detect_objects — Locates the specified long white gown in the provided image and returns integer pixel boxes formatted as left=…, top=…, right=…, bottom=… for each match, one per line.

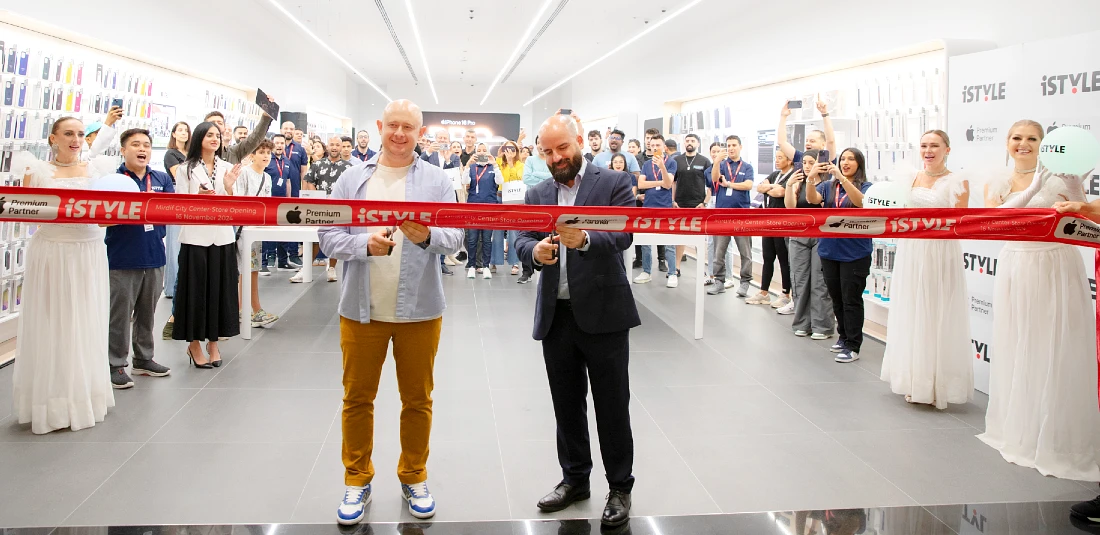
left=977, top=174, right=1100, bottom=481
left=11, top=153, right=115, bottom=434
left=881, top=173, right=973, bottom=409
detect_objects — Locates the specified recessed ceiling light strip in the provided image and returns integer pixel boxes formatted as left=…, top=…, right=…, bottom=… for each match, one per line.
left=480, top=0, right=558, bottom=105
left=499, top=0, right=569, bottom=86
left=264, top=0, right=391, bottom=101
left=403, top=0, right=439, bottom=104
left=524, top=0, right=705, bottom=106
left=374, top=0, right=419, bottom=83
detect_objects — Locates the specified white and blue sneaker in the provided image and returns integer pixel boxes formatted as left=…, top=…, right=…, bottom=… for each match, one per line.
left=401, top=481, right=437, bottom=519
left=830, top=342, right=846, bottom=353
left=835, top=350, right=860, bottom=363
left=336, top=485, right=372, bottom=526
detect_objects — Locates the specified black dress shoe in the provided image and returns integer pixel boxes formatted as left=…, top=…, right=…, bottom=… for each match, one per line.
left=537, top=482, right=590, bottom=512
left=601, top=490, right=631, bottom=528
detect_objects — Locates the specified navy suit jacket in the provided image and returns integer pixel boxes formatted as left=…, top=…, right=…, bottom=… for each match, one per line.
left=516, top=164, right=641, bottom=340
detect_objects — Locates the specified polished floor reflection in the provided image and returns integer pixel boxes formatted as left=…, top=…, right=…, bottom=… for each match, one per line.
left=4, top=502, right=1099, bottom=534
left=0, top=262, right=1097, bottom=529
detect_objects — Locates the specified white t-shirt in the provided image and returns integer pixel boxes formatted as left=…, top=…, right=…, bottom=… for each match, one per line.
left=366, top=164, right=409, bottom=322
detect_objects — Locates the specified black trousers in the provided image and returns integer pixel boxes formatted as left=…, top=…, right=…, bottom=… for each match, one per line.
left=820, top=255, right=871, bottom=353
left=542, top=300, right=635, bottom=492
left=761, top=237, right=792, bottom=294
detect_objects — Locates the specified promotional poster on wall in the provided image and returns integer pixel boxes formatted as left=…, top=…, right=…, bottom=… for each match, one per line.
left=422, top=112, right=520, bottom=147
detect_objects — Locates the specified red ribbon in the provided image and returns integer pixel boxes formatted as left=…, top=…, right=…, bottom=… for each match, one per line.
left=4, top=186, right=1100, bottom=248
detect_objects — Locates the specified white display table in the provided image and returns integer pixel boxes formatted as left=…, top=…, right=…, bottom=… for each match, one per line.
left=238, top=226, right=320, bottom=339
left=624, top=233, right=707, bottom=339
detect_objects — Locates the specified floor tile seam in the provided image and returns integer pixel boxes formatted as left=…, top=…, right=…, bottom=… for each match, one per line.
left=629, top=388, right=724, bottom=514
left=470, top=283, right=515, bottom=520
left=920, top=505, right=963, bottom=535
left=290, top=404, right=342, bottom=520
left=819, top=429, right=922, bottom=507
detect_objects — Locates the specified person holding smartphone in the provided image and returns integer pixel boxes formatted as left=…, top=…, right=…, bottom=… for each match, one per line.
left=81, top=105, right=124, bottom=161
left=784, top=150, right=836, bottom=341
left=633, top=134, right=678, bottom=286
left=464, top=143, right=499, bottom=279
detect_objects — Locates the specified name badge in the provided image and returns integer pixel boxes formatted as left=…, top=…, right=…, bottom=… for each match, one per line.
left=278, top=178, right=285, bottom=187
left=144, top=224, right=155, bottom=232
left=656, top=186, right=662, bottom=190
left=725, top=187, right=733, bottom=196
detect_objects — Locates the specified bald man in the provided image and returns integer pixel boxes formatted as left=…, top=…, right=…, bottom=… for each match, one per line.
left=515, top=112, right=640, bottom=528
left=320, top=99, right=464, bottom=526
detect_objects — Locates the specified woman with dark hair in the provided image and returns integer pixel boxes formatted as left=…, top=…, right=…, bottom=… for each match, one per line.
left=881, top=130, right=973, bottom=409
left=11, top=116, right=118, bottom=433
left=161, top=121, right=191, bottom=304
left=310, top=139, right=326, bottom=165
left=804, top=147, right=873, bottom=363
left=784, top=150, right=835, bottom=340
left=749, top=150, right=795, bottom=308
left=172, top=122, right=243, bottom=367
left=977, top=119, right=1100, bottom=480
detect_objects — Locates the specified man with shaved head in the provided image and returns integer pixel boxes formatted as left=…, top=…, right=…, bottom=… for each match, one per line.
left=320, top=99, right=464, bottom=526
left=516, top=111, right=640, bottom=528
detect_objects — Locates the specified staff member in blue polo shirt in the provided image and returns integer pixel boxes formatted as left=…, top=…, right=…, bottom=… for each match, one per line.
left=803, top=147, right=873, bottom=364
left=106, top=128, right=175, bottom=389
left=632, top=134, right=677, bottom=287
left=264, top=133, right=302, bottom=270
left=708, top=135, right=756, bottom=296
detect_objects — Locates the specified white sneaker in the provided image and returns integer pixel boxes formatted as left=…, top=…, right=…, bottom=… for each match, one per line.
left=633, top=272, right=652, bottom=284
left=337, top=485, right=372, bottom=526
left=401, top=481, right=436, bottom=519
left=746, top=293, right=771, bottom=305
left=482, top=268, right=493, bottom=279
left=666, top=274, right=679, bottom=288
left=289, top=270, right=304, bottom=283
left=793, top=330, right=809, bottom=337
left=326, top=267, right=338, bottom=282
left=445, top=255, right=457, bottom=266
left=776, top=301, right=795, bottom=315
left=811, top=332, right=832, bottom=340
left=723, top=279, right=735, bottom=289
left=771, top=296, right=791, bottom=309
left=467, top=268, right=477, bottom=279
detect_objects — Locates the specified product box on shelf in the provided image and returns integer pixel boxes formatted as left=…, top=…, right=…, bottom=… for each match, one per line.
left=14, top=240, right=25, bottom=274
left=14, top=275, right=24, bottom=312
left=1, top=279, right=12, bottom=316
left=0, top=243, right=10, bottom=278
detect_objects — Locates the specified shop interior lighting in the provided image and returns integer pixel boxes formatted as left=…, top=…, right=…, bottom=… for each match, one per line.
left=481, top=0, right=556, bottom=105
left=403, top=0, right=439, bottom=104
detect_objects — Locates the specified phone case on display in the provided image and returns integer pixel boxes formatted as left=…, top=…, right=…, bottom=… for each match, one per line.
left=41, top=114, right=51, bottom=139
left=146, top=80, right=152, bottom=96
left=126, top=75, right=132, bottom=93
left=40, top=85, right=50, bottom=110
left=64, top=89, right=73, bottom=112
left=64, top=60, right=72, bottom=84
left=17, top=113, right=26, bottom=139
left=873, top=272, right=882, bottom=298
left=5, top=46, right=16, bottom=74
left=14, top=275, right=24, bottom=311
left=74, top=90, right=82, bottom=112
left=110, top=70, right=116, bottom=89
left=15, top=241, right=26, bottom=270
left=1, top=244, right=10, bottom=278
left=54, top=57, right=62, bottom=82
left=94, top=64, right=102, bottom=84
left=3, top=112, right=12, bottom=139
left=17, top=81, right=26, bottom=108
left=93, top=93, right=101, bottom=113
left=75, top=62, right=83, bottom=85
left=0, top=42, right=5, bottom=73
left=1, top=280, right=11, bottom=316
left=17, top=50, right=28, bottom=76
left=3, top=79, right=12, bottom=107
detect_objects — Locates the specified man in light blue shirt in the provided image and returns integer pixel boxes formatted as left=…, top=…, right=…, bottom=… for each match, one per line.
left=590, top=129, right=641, bottom=175
left=320, top=99, right=463, bottom=526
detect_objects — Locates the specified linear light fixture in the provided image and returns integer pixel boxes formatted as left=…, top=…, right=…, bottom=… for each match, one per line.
left=264, top=0, right=391, bottom=102
left=480, top=0, right=556, bottom=105
left=404, top=0, right=439, bottom=105
left=523, top=0, right=705, bottom=107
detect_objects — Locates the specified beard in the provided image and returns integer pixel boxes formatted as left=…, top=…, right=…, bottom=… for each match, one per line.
left=550, top=152, right=584, bottom=185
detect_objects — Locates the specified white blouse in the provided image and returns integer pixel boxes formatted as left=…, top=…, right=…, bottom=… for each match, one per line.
left=174, top=157, right=237, bottom=247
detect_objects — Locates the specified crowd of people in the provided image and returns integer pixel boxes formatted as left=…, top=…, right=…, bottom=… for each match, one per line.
left=6, top=93, right=1100, bottom=528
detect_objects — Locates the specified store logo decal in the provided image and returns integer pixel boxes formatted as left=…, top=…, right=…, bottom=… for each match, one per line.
left=970, top=295, right=993, bottom=316
left=819, top=216, right=886, bottom=235
left=963, top=504, right=988, bottom=531
left=963, top=252, right=997, bottom=276
left=1041, top=71, right=1100, bottom=96
left=965, top=125, right=999, bottom=142
left=972, top=340, right=990, bottom=363
left=961, top=82, right=1007, bottom=103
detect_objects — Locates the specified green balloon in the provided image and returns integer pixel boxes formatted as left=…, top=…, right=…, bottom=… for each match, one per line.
left=1039, top=126, right=1100, bottom=176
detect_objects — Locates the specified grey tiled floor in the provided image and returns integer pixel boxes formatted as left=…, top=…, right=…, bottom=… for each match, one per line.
left=0, top=261, right=1096, bottom=528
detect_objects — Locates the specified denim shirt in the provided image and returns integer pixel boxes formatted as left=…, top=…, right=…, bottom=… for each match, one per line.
left=319, top=154, right=464, bottom=323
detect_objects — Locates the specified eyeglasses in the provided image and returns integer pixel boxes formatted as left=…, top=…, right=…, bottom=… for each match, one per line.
left=609, top=135, right=623, bottom=141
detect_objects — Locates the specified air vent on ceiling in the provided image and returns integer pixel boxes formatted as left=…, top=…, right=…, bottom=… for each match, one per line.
left=499, top=0, right=569, bottom=84
left=374, top=0, right=418, bottom=82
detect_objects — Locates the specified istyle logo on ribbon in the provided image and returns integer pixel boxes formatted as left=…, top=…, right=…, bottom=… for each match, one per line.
left=280, top=204, right=353, bottom=225
left=0, top=194, right=61, bottom=220
left=1054, top=216, right=1100, bottom=243
left=1041, top=71, right=1100, bottom=96
left=819, top=216, right=886, bottom=235
left=961, top=82, right=1007, bottom=103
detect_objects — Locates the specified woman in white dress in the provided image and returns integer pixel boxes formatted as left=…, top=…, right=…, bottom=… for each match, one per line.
left=11, top=117, right=116, bottom=434
left=977, top=119, right=1100, bottom=480
left=881, top=130, right=973, bottom=409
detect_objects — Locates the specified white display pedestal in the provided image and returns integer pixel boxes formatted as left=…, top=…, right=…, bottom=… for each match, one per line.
left=625, top=233, right=707, bottom=340
left=238, top=226, right=320, bottom=339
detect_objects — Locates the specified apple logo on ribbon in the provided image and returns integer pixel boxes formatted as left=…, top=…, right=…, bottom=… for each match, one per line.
left=286, top=206, right=302, bottom=224
left=1064, top=220, right=1078, bottom=236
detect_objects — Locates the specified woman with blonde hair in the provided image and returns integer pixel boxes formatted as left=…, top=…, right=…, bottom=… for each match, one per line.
left=977, top=119, right=1100, bottom=480
left=881, top=130, right=973, bottom=409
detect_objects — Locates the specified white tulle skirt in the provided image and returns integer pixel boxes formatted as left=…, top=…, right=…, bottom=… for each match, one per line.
left=881, top=239, right=973, bottom=409
left=12, top=226, right=114, bottom=434
left=978, top=242, right=1100, bottom=481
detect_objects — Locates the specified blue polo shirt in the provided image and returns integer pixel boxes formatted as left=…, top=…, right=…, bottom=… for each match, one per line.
left=816, top=178, right=873, bottom=262
left=105, top=164, right=174, bottom=270
left=266, top=154, right=301, bottom=198
left=714, top=158, right=755, bottom=209
left=351, top=147, right=376, bottom=162
left=467, top=164, right=500, bottom=204
left=591, top=149, right=641, bottom=173
left=282, top=141, right=308, bottom=196
left=640, top=156, right=677, bottom=208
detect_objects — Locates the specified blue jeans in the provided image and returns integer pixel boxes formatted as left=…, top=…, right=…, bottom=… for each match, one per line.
left=491, top=229, right=507, bottom=266
left=641, top=245, right=676, bottom=274
left=465, top=230, right=493, bottom=269
left=505, top=230, right=520, bottom=265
